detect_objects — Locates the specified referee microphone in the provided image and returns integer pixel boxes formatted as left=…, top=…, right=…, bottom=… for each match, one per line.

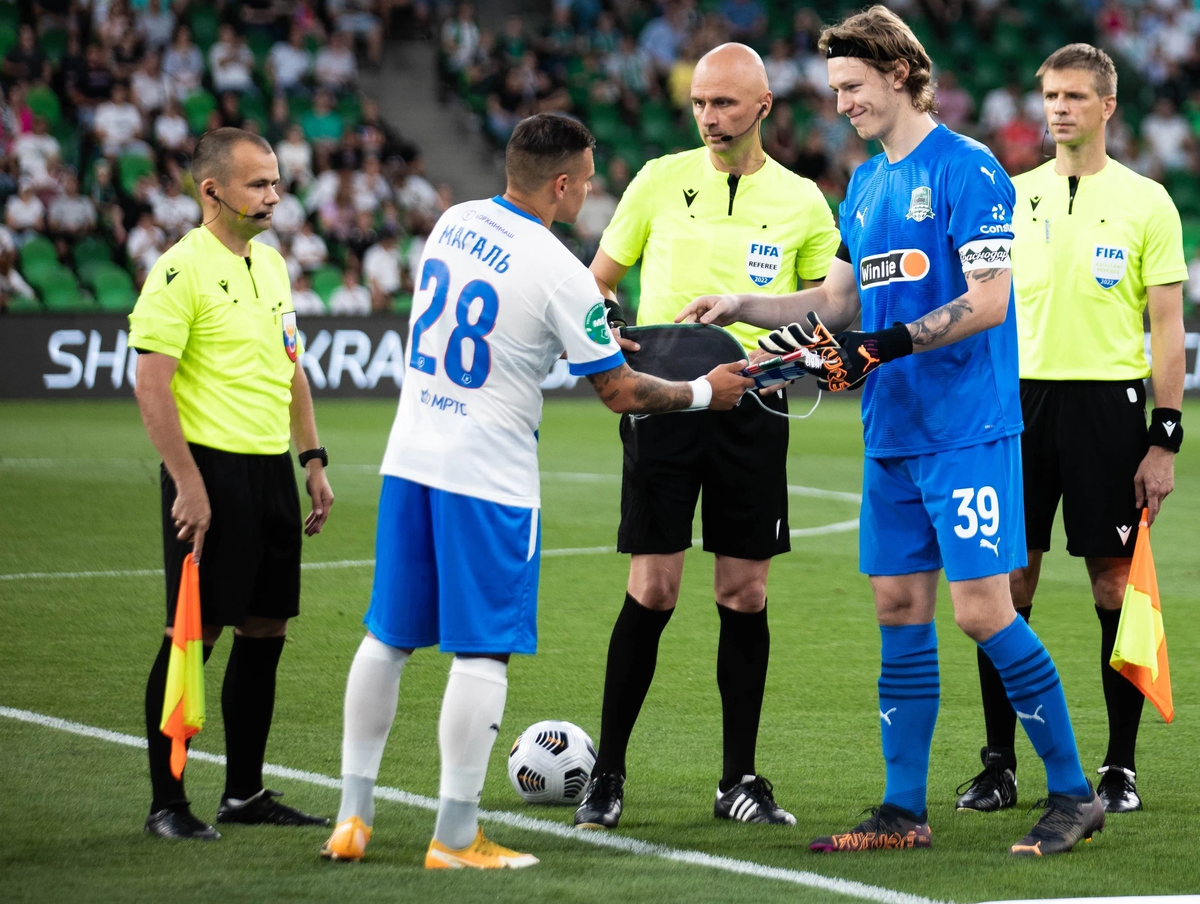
left=206, top=186, right=271, bottom=222
left=718, top=104, right=768, bottom=143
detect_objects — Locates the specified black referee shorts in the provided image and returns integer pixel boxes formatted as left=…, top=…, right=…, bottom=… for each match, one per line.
left=161, top=443, right=302, bottom=627
left=617, top=389, right=790, bottom=560
left=1021, top=379, right=1149, bottom=558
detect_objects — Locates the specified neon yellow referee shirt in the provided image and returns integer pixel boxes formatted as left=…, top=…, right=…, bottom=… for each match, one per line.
left=1011, top=157, right=1187, bottom=381
left=128, top=225, right=300, bottom=455
left=600, top=147, right=839, bottom=352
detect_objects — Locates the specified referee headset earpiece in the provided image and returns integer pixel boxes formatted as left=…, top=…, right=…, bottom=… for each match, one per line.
left=205, top=185, right=271, bottom=222
left=718, top=103, right=769, bottom=143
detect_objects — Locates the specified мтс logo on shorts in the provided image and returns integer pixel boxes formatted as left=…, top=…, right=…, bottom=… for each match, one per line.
left=859, top=249, right=930, bottom=289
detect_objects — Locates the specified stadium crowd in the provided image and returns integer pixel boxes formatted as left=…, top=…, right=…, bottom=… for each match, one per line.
left=0, top=0, right=446, bottom=315
left=2, top=0, right=1200, bottom=316
left=439, top=0, right=1200, bottom=313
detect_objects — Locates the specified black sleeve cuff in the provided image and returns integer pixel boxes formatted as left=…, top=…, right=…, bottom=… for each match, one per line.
left=1148, top=408, right=1182, bottom=452
left=835, top=241, right=851, bottom=263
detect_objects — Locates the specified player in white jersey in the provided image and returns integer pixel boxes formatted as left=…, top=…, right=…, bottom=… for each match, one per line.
left=320, top=114, right=753, bottom=869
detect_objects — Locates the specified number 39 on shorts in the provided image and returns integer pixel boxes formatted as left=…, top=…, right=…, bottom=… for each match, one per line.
left=952, top=486, right=999, bottom=539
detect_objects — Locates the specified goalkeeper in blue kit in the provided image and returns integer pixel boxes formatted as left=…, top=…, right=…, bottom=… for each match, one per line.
left=679, top=6, right=1104, bottom=855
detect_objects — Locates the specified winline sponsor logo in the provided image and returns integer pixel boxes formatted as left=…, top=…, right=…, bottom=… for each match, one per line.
left=859, top=249, right=930, bottom=289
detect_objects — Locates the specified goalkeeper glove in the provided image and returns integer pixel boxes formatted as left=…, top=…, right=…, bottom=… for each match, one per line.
left=763, top=312, right=912, bottom=392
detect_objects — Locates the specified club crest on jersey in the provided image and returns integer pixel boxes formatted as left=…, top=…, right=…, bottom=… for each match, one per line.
left=584, top=302, right=612, bottom=345
left=905, top=186, right=934, bottom=222
left=746, top=242, right=781, bottom=287
left=859, top=249, right=930, bottom=288
left=1093, top=245, right=1128, bottom=289
left=282, top=311, right=298, bottom=361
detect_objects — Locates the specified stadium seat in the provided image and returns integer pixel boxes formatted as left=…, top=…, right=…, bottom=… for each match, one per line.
left=247, top=31, right=274, bottom=71
left=188, top=6, right=220, bottom=51
left=183, top=91, right=218, bottom=136
left=37, top=269, right=90, bottom=312
left=72, top=236, right=113, bottom=273
left=5, top=293, right=41, bottom=313
left=639, top=101, right=677, bottom=149
left=92, top=266, right=137, bottom=312
left=118, top=153, right=157, bottom=196
left=26, top=85, right=62, bottom=129
left=587, top=105, right=624, bottom=147
left=311, top=266, right=343, bottom=304
left=0, top=2, right=19, bottom=31
left=337, top=94, right=363, bottom=129
left=1182, top=218, right=1200, bottom=259
left=391, top=293, right=413, bottom=315
left=39, top=28, right=68, bottom=65
left=19, top=236, right=58, bottom=272
left=0, top=22, right=16, bottom=61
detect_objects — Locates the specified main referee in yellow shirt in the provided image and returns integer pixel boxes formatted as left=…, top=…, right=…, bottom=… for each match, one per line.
left=956, top=45, right=1187, bottom=816
left=130, top=128, right=335, bottom=839
left=573, top=43, right=839, bottom=829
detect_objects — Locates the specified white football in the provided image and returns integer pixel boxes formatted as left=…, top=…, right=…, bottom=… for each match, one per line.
left=507, top=720, right=596, bottom=805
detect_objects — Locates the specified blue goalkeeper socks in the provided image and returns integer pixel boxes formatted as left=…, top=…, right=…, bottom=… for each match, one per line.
left=879, top=622, right=940, bottom=817
left=980, top=616, right=1089, bottom=797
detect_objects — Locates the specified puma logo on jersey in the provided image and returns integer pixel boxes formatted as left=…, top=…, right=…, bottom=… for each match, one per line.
left=1016, top=705, right=1045, bottom=724
left=880, top=707, right=897, bottom=726
left=1164, top=420, right=1177, bottom=436
left=979, top=537, right=1000, bottom=556
left=980, top=166, right=996, bottom=184
left=683, top=188, right=698, bottom=207
left=1030, top=196, right=1042, bottom=212
left=855, top=208, right=866, bottom=227
left=1117, top=525, right=1132, bottom=545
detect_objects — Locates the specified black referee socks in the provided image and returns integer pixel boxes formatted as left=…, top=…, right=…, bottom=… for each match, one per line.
left=716, top=602, right=770, bottom=792
left=146, top=635, right=214, bottom=812
left=1097, top=605, right=1145, bottom=772
left=976, top=606, right=1031, bottom=756
left=592, top=593, right=674, bottom=778
left=222, top=634, right=286, bottom=801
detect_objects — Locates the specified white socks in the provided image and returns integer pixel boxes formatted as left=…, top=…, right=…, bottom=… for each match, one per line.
left=433, top=656, right=508, bottom=850
left=337, top=634, right=409, bottom=825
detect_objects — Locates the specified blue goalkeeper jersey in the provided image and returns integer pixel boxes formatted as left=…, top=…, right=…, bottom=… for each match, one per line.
left=839, top=124, right=1022, bottom=458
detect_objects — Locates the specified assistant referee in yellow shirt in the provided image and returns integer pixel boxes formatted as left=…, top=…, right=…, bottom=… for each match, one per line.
left=956, top=45, right=1187, bottom=816
left=573, top=43, right=839, bottom=829
left=130, top=128, right=335, bottom=839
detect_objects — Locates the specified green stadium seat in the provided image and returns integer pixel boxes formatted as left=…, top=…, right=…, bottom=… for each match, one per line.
left=72, top=236, right=113, bottom=273
left=39, top=28, right=68, bottom=65
left=37, top=269, right=90, bottom=312
left=288, top=93, right=313, bottom=121
left=118, top=153, right=157, bottom=196
left=0, top=23, right=16, bottom=61
left=26, top=84, right=62, bottom=128
left=391, top=293, right=413, bottom=316
left=188, top=6, right=220, bottom=52
left=21, top=259, right=58, bottom=290
left=5, top=293, right=41, bottom=313
left=587, top=105, right=624, bottom=146
left=1182, top=218, right=1200, bottom=259
left=311, top=266, right=343, bottom=304
left=247, top=31, right=274, bottom=70
left=0, top=2, right=20, bottom=31
left=1166, top=171, right=1200, bottom=218
left=639, top=101, right=676, bottom=149
left=93, top=265, right=137, bottom=312
left=19, top=236, right=57, bottom=271
left=183, top=91, right=218, bottom=136
left=337, top=93, right=363, bottom=129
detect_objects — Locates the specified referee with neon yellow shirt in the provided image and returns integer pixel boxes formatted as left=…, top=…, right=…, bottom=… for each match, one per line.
left=573, top=43, right=839, bottom=830
left=956, top=45, right=1187, bottom=816
left=130, top=128, right=334, bottom=840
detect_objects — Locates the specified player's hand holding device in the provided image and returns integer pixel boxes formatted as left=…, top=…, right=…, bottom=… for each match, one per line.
left=701, top=361, right=756, bottom=410
left=764, top=312, right=912, bottom=392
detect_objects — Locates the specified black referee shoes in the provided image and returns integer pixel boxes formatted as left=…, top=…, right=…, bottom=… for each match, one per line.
left=216, top=788, right=330, bottom=827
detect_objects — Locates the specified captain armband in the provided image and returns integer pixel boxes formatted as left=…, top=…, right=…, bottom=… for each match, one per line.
left=958, top=239, right=1012, bottom=273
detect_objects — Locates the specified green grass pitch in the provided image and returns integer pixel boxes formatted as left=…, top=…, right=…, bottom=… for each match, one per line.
left=2, top=397, right=1198, bottom=903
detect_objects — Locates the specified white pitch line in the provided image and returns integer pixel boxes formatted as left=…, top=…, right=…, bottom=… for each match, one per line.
left=0, top=705, right=939, bottom=904
left=0, top=520, right=859, bottom=582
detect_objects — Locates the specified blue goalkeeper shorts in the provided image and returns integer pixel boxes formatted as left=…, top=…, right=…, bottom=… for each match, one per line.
left=364, top=476, right=541, bottom=654
left=859, top=436, right=1027, bottom=581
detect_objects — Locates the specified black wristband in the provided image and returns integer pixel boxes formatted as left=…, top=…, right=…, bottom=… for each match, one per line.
left=298, top=446, right=328, bottom=467
left=604, top=298, right=627, bottom=331
left=1148, top=408, right=1182, bottom=452
left=876, top=322, right=914, bottom=362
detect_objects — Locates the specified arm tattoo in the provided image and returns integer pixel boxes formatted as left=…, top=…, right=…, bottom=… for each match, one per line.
left=908, top=297, right=974, bottom=347
left=587, top=364, right=692, bottom=412
left=965, top=268, right=1005, bottom=284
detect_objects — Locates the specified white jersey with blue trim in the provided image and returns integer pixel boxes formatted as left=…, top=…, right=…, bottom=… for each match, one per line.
left=380, top=196, right=624, bottom=508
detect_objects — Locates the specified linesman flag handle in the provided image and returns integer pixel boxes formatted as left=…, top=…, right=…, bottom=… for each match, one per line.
left=160, top=553, right=206, bottom=778
left=1110, top=509, right=1174, bottom=723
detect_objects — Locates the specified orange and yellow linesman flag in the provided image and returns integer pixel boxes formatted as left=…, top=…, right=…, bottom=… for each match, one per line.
left=1110, top=509, right=1174, bottom=724
left=160, top=553, right=206, bottom=778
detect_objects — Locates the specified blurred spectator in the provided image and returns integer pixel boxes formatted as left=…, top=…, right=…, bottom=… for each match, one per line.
left=343, top=207, right=379, bottom=262
left=1187, top=249, right=1200, bottom=307
left=328, top=0, right=385, bottom=67
left=394, top=156, right=440, bottom=217
left=935, top=71, right=975, bottom=131
left=606, top=34, right=654, bottom=96
left=319, top=179, right=357, bottom=243
left=128, top=208, right=166, bottom=284
left=94, top=82, right=147, bottom=158
left=591, top=10, right=621, bottom=55
left=270, top=26, right=315, bottom=95
left=5, top=178, right=44, bottom=240
left=316, top=30, right=359, bottom=93
left=154, top=97, right=191, bottom=153
left=132, top=52, right=170, bottom=118
left=1141, top=98, right=1193, bottom=171
left=640, top=2, right=690, bottom=74
left=292, top=270, right=326, bottom=314
left=292, top=218, right=329, bottom=271
left=272, top=182, right=306, bottom=238
left=302, top=90, right=345, bottom=146
left=793, top=129, right=829, bottom=181
left=363, top=225, right=402, bottom=310
left=113, top=29, right=146, bottom=82
left=442, top=3, right=481, bottom=77
left=152, top=178, right=200, bottom=241
left=3, top=26, right=49, bottom=87
left=980, top=82, right=1022, bottom=135
left=720, top=0, right=766, bottom=41
left=607, top=156, right=631, bottom=196
left=329, top=265, right=370, bottom=314
left=354, top=154, right=392, bottom=210
left=89, top=159, right=126, bottom=246
left=813, top=95, right=853, bottom=156
left=210, top=24, right=256, bottom=96
left=138, top=0, right=177, bottom=53
left=763, top=38, right=800, bottom=100
left=277, top=123, right=315, bottom=188
left=14, top=117, right=61, bottom=190
left=0, top=225, right=34, bottom=310
left=48, top=172, right=97, bottom=242
left=574, top=173, right=617, bottom=256
left=163, top=25, right=204, bottom=101
left=763, top=102, right=800, bottom=169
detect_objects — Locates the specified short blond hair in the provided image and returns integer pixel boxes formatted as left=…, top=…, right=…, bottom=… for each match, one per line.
left=1037, top=43, right=1117, bottom=98
left=818, top=5, right=936, bottom=113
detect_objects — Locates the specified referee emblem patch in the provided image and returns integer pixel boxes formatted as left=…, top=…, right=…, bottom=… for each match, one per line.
left=282, top=311, right=298, bottom=362
left=746, top=242, right=781, bottom=287
left=1092, top=245, right=1128, bottom=289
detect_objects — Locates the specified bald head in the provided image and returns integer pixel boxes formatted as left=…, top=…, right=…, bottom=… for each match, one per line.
left=691, top=43, right=772, bottom=156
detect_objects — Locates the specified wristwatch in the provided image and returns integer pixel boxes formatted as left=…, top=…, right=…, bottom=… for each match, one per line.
left=298, top=447, right=328, bottom=468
